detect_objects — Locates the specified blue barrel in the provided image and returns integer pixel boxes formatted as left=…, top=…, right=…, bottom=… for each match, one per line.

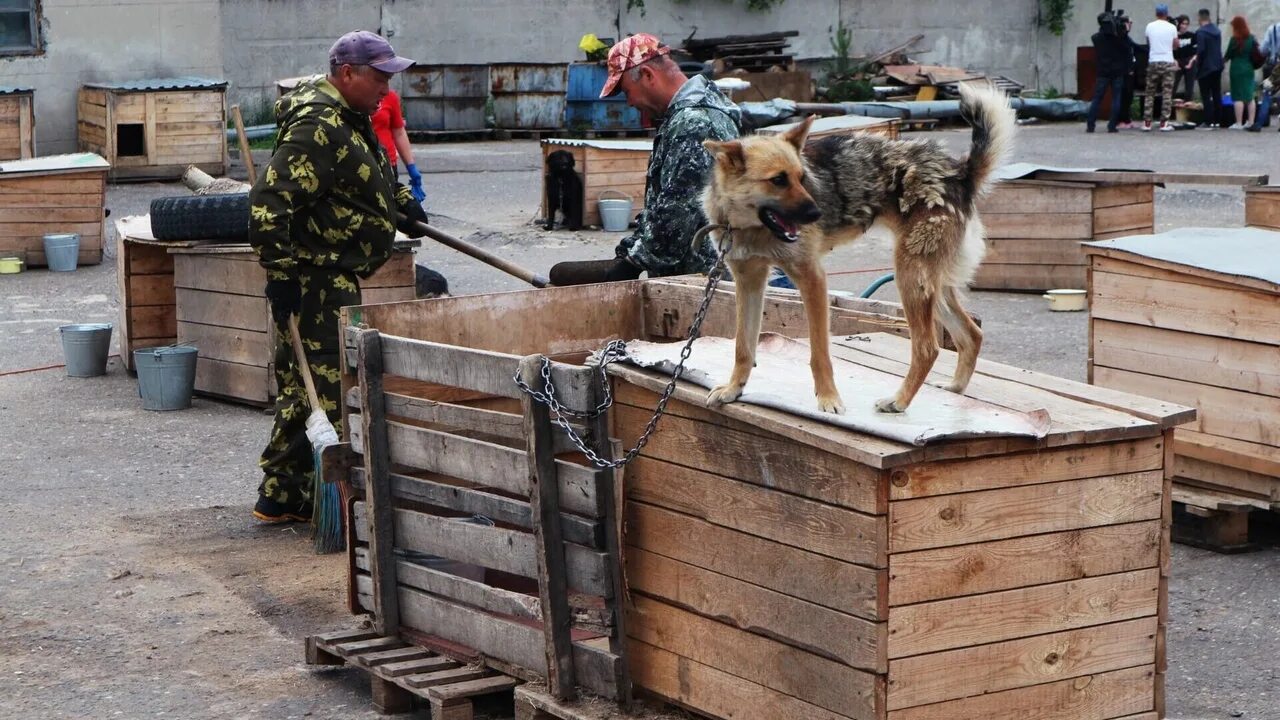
left=566, top=63, right=642, bottom=131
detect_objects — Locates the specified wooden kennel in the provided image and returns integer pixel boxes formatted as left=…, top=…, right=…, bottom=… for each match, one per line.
left=335, top=278, right=1190, bottom=720
left=1244, top=185, right=1280, bottom=230
left=0, top=86, right=35, bottom=161
left=0, top=153, right=108, bottom=267
left=78, top=78, right=228, bottom=181
left=541, top=139, right=650, bottom=229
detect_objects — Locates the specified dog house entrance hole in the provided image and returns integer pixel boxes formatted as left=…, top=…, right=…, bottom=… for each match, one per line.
left=116, top=124, right=146, bottom=157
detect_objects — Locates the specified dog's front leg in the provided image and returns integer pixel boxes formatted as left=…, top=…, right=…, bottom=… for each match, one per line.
left=707, top=257, right=770, bottom=407
left=784, top=260, right=845, bottom=414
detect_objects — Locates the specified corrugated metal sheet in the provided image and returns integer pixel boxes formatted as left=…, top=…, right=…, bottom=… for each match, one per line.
left=84, top=77, right=228, bottom=92
left=401, top=65, right=488, bottom=131
left=543, top=138, right=653, bottom=151
left=0, top=86, right=34, bottom=96
left=491, top=63, right=566, bottom=130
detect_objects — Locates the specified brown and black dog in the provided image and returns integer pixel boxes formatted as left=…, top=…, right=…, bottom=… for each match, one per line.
left=700, top=85, right=1014, bottom=414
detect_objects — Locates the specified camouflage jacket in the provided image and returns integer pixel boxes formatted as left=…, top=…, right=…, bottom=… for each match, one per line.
left=616, top=75, right=741, bottom=276
left=249, top=77, right=416, bottom=281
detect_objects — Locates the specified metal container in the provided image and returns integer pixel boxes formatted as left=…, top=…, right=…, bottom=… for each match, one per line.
left=401, top=64, right=489, bottom=132
left=490, top=63, right=567, bottom=130
left=564, top=63, right=641, bottom=131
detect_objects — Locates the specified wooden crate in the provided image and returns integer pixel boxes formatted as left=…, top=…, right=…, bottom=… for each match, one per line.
left=611, top=333, right=1190, bottom=720
left=116, top=236, right=178, bottom=371
left=335, top=278, right=1190, bottom=719
left=0, top=153, right=108, bottom=267
left=1085, top=228, right=1280, bottom=526
left=974, top=179, right=1155, bottom=291
left=0, top=87, right=35, bottom=160
left=78, top=79, right=228, bottom=182
left=166, top=243, right=417, bottom=406
left=541, top=139, right=650, bottom=229
left=1244, top=185, right=1280, bottom=230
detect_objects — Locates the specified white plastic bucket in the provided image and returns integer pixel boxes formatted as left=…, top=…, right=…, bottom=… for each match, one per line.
left=1043, top=289, right=1087, bottom=311
left=597, top=189, right=633, bottom=232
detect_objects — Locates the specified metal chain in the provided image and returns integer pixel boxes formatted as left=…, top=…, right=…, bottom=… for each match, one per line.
left=514, top=224, right=732, bottom=468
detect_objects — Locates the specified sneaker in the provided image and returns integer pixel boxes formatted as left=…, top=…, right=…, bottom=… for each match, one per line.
left=1117, top=122, right=1134, bottom=129
left=1107, top=127, right=1119, bottom=133
left=1229, top=123, right=1245, bottom=130
left=1247, top=125, right=1262, bottom=132
left=1086, top=125, right=1096, bottom=133
left=1142, top=122, right=1152, bottom=132
left=253, top=495, right=312, bottom=524
left=1159, top=122, right=1173, bottom=132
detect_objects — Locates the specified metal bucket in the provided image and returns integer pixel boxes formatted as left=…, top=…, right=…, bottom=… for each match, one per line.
left=133, top=345, right=199, bottom=411
left=43, top=233, right=80, bottom=272
left=597, top=190, right=634, bottom=232
left=58, top=323, right=113, bottom=377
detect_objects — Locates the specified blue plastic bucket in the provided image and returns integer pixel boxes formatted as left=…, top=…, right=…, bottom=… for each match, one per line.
left=58, top=323, right=113, bottom=377
left=597, top=190, right=633, bottom=232
left=43, top=233, right=81, bottom=272
left=133, top=345, right=199, bottom=411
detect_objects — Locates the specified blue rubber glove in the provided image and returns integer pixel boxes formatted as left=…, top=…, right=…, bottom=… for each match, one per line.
left=406, top=163, right=426, bottom=203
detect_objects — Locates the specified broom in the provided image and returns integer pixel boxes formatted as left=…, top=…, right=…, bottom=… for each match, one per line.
left=287, top=314, right=344, bottom=553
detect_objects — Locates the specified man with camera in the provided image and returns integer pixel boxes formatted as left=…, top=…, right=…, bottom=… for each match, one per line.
left=1088, top=9, right=1135, bottom=132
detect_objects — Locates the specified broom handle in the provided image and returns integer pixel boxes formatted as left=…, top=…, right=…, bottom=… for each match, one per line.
left=287, top=314, right=325, bottom=413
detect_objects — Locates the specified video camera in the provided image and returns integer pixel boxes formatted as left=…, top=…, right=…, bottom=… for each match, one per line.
left=1097, top=1, right=1129, bottom=37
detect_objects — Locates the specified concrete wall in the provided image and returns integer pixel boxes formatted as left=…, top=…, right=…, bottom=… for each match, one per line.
left=3, top=0, right=222, bottom=154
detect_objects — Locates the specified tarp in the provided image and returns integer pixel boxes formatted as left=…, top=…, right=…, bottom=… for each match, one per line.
left=619, top=334, right=1051, bottom=446
left=0, top=153, right=109, bottom=175
left=1085, top=227, right=1280, bottom=288
left=993, top=163, right=1152, bottom=181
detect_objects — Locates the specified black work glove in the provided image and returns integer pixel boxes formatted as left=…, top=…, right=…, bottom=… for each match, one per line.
left=397, top=199, right=429, bottom=238
left=264, top=279, right=301, bottom=326
left=604, top=258, right=643, bottom=282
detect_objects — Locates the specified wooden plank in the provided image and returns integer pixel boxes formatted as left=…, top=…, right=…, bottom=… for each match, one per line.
left=391, top=507, right=612, bottom=597
left=627, top=641, right=859, bottom=720
left=144, top=93, right=158, bottom=163
left=614, top=398, right=883, bottom=514
left=971, top=263, right=1087, bottom=290
left=1035, top=170, right=1264, bottom=185
left=176, top=321, right=270, bottom=367
left=889, top=520, right=1162, bottom=606
left=1173, top=454, right=1280, bottom=502
left=175, top=288, right=268, bottom=333
left=982, top=212, right=1093, bottom=240
left=887, top=665, right=1155, bottom=720
left=1094, top=319, right=1280, bottom=398
left=628, top=595, right=880, bottom=719
left=155, top=120, right=226, bottom=136
left=1174, top=429, right=1280, bottom=482
left=887, top=617, right=1157, bottom=710
left=359, top=329, right=400, bottom=636
left=626, top=502, right=884, bottom=620
left=125, top=305, right=177, bottom=340
left=889, top=471, right=1164, bottom=552
left=520, top=356, right=577, bottom=700
left=381, top=656, right=462, bottom=679
left=891, top=437, right=1164, bottom=499
left=126, top=273, right=175, bottom=307
left=395, top=556, right=540, bottom=620
left=363, top=252, right=416, bottom=288
left=427, top=674, right=520, bottom=701
left=193, top=356, right=269, bottom=404
left=0, top=220, right=104, bottom=237
left=627, top=547, right=884, bottom=671
left=628, top=455, right=885, bottom=567
left=978, top=183, right=1093, bottom=214
left=0, top=175, right=104, bottom=194
left=0, top=207, right=103, bottom=223
left=1092, top=271, right=1280, bottom=344
left=1095, top=366, right=1280, bottom=447
left=0, top=192, right=104, bottom=208
left=1093, top=183, right=1155, bottom=208
left=888, top=569, right=1159, bottom=658
left=173, top=252, right=263, bottom=295
left=982, top=238, right=1088, bottom=266
left=360, top=287, right=415, bottom=305
left=1245, top=190, right=1280, bottom=229
left=1093, top=202, right=1153, bottom=234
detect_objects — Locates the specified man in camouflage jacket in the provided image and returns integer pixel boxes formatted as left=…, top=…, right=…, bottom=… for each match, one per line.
left=552, top=34, right=741, bottom=283
left=248, top=30, right=427, bottom=523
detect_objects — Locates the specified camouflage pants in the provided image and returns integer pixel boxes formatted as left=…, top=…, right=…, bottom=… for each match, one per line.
left=257, top=267, right=361, bottom=506
left=1144, top=62, right=1177, bottom=122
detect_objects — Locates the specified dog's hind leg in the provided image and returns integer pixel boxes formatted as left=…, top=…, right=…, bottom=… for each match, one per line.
left=877, top=280, right=940, bottom=414
left=707, top=257, right=771, bottom=408
left=935, top=285, right=983, bottom=394
left=785, top=259, right=844, bottom=414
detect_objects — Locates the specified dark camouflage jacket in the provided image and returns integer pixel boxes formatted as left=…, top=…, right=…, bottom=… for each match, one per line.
left=616, top=75, right=741, bottom=276
left=249, top=77, right=415, bottom=282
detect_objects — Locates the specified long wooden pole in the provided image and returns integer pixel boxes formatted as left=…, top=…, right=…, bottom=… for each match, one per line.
left=231, top=104, right=257, bottom=185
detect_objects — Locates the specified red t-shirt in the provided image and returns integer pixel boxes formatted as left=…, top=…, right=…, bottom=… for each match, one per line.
left=371, top=90, right=405, bottom=166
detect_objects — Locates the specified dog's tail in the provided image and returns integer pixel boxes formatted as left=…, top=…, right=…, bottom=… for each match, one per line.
left=959, top=84, right=1015, bottom=197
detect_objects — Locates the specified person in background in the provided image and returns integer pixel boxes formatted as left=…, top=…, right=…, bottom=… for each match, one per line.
left=1118, top=13, right=1141, bottom=128
left=1189, top=8, right=1224, bottom=128
left=1088, top=11, right=1133, bottom=133
left=1224, top=15, right=1259, bottom=129
left=371, top=89, right=426, bottom=203
left=1248, top=58, right=1280, bottom=131
left=1173, top=14, right=1198, bottom=100
left=1143, top=3, right=1179, bottom=131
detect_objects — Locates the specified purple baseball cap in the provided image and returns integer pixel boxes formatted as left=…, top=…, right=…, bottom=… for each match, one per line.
left=329, top=30, right=414, bottom=73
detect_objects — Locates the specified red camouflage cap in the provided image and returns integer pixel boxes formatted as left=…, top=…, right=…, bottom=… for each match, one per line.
left=600, top=33, right=671, bottom=98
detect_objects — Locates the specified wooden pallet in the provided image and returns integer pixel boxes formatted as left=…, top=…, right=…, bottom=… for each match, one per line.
left=306, top=628, right=521, bottom=717
left=514, top=685, right=689, bottom=720
left=1172, top=486, right=1278, bottom=553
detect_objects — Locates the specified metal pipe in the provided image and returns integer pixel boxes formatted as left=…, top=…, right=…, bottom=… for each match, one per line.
left=224, top=124, right=276, bottom=141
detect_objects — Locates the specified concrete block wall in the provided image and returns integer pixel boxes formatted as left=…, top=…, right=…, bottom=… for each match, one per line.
left=3, top=0, right=223, bottom=154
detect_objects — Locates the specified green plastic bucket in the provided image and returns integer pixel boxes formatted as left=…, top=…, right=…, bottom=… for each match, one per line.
left=133, top=345, right=199, bottom=411
left=43, top=233, right=81, bottom=272
left=58, top=323, right=113, bottom=377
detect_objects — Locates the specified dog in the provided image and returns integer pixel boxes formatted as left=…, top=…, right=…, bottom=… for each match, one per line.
left=700, top=85, right=1014, bottom=414
left=414, top=264, right=450, bottom=299
left=544, top=150, right=584, bottom=231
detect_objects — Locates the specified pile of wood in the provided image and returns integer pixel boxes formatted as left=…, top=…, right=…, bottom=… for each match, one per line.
left=683, top=31, right=798, bottom=75
left=878, top=63, right=1024, bottom=101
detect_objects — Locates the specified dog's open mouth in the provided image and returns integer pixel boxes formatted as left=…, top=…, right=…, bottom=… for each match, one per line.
left=759, top=207, right=801, bottom=243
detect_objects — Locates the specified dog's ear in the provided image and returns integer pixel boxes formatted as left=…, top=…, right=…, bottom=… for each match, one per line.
left=704, top=140, right=745, bottom=172
left=782, top=115, right=816, bottom=152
